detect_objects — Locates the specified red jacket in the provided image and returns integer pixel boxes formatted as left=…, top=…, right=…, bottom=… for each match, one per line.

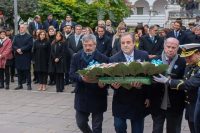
left=0, top=38, right=13, bottom=68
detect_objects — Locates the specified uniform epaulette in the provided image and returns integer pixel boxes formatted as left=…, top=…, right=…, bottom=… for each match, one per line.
left=197, top=61, right=200, bottom=67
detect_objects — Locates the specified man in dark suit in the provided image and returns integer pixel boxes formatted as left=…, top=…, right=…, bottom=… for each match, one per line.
left=188, top=25, right=200, bottom=43
left=12, top=24, right=33, bottom=90
left=96, top=26, right=112, bottom=57
left=28, top=15, right=43, bottom=36
left=63, top=25, right=74, bottom=41
left=154, top=43, right=200, bottom=133
left=63, top=25, right=74, bottom=85
left=69, top=34, right=109, bottom=133
left=150, top=38, right=186, bottom=133
left=139, top=25, right=164, bottom=59
left=166, top=21, right=188, bottom=46
left=110, top=33, right=150, bottom=133
left=60, top=15, right=77, bottom=32
left=43, top=14, right=59, bottom=31
left=68, top=25, right=83, bottom=57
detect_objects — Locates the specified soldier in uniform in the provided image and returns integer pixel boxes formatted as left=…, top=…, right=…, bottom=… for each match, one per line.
left=154, top=43, right=200, bottom=133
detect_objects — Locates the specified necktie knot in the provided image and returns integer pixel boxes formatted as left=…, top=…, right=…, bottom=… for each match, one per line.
left=151, top=37, right=154, bottom=43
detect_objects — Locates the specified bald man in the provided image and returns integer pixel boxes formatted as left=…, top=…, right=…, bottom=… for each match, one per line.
left=150, top=37, right=186, bottom=133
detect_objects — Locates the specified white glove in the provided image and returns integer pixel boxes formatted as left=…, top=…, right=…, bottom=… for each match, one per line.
left=153, top=74, right=170, bottom=84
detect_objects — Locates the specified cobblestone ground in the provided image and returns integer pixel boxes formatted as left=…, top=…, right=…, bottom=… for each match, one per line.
left=0, top=78, right=190, bottom=133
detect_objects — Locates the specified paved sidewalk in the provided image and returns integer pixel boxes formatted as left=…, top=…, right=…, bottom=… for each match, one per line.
left=0, top=80, right=190, bottom=133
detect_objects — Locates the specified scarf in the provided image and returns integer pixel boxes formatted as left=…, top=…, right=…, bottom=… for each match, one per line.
left=161, top=51, right=178, bottom=110
left=81, top=51, right=95, bottom=64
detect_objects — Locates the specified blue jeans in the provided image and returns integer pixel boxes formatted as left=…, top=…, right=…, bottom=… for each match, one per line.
left=114, top=117, right=144, bottom=133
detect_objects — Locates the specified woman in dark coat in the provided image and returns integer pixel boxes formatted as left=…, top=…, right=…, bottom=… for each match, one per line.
left=49, top=31, right=70, bottom=92
left=47, top=26, right=56, bottom=85
left=33, top=30, right=50, bottom=91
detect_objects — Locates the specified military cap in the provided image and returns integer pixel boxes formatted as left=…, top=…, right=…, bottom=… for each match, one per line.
left=180, top=43, right=200, bottom=57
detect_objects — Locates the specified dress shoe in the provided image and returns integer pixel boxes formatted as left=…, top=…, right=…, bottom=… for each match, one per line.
left=27, top=85, right=32, bottom=90
left=5, top=85, right=9, bottom=90
left=11, top=77, right=14, bottom=82
left=71, top=90, right=75, bottom=93
left=15, top=86, right=23, bottom=90
left=48, top=81, right=53, bottom=85
left=0, top=85, right=4, bottom=88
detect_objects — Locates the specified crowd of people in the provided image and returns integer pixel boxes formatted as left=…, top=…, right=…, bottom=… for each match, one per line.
left=0, top=13, right=200, bottom=133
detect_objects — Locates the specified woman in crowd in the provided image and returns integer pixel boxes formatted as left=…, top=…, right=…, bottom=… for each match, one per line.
left=0, top=30, right=13, bottom=89
left=47, top=26, right=56, bottom=85
left=49, top=32, right=70, bottom=92
left=134, top=33, right=140, bottom=49
left=32, top=29, right=40, bottom=84
left=33, top=30, right=50, bottom=91
left=5, top=28, right=15, bottom=83
left=134, top=25, right=146, bottom=38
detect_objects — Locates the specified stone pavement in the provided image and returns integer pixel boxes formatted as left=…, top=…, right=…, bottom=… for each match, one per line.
left=0, top=79, right=190, bottom=133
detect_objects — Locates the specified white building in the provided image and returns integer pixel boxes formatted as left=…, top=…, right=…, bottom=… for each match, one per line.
left=124, top=0, right=182, bottom=27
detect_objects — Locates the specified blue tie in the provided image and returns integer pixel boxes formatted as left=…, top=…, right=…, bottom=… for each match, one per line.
left=75, top=36, right=79, bottom=46
left=151, top=37, right=154, bottom=43
left=127, top=56, right=133, bottom=63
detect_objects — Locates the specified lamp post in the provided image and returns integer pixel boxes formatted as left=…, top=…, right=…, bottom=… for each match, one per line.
left=14, top=0, right=18, bottom=35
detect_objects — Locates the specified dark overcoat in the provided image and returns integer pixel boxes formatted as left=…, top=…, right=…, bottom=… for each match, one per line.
left=109, top=50, right=149, bottom=119
left=69, top=50, right=109, bottom=113
left=12, top=33, right=33, bottom=70
left=33, top=40, right=50, bottom=72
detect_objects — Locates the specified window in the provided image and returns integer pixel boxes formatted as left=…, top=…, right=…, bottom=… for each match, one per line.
left=137, top=7, right=144, bottom=15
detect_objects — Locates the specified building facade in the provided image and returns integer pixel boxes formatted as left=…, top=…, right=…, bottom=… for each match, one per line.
left=124, top=0, right=182, bottom=27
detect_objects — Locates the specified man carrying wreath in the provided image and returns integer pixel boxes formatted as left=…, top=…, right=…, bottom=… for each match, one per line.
left=154, top=43, right=200, bottom=133
left=69, top=34, right=109, bottom=133
left=109, top=32, right=150, bottom=133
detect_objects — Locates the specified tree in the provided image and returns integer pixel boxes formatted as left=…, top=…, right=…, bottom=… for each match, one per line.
left=0, top=0, right=38, bottom=27
left=37, top=0, right=132, bottom=28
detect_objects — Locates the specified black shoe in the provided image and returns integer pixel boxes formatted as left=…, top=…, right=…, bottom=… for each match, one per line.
left=52, top=81, right=56, bottom=85
left=34, top=80, right=38, bottom=84
left=48, top=81, right=52, bottom=85
left=27, top=85, right=32, bottom=90
left=0, top=84, right=4, bottom=88
left=11, top=77, right=14, bottom=82
left=71, top=90, right=75, bottom=93
left=15, top=85, right=23, bottom=90
left=5, top=85, right=9, bottom=90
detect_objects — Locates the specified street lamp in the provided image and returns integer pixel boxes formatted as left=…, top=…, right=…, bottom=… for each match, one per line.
left=14, top=0, right=18, bottom=35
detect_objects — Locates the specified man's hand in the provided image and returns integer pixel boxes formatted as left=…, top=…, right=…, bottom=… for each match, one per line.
left=98, top=82, right=106, bottom=88
left=144, top=99, right=150, bottom=108
left=153, top=74, right=170, bottom=84
left=130, top=82, right=142, bottom=89
left=148, top=55, right=156, bottom=59
left=81, top=76, right=98, bottom=83
left=111, top=82, right=121, bottom=89
left=55, top=58, right=59, bottom=63
left=16, top=49, right=23, bottom=54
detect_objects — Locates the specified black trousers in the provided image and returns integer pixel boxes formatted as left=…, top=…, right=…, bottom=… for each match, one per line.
left=49, top=73, right=55, bottom=83
left=76, top=110, right=103, bottom=133
left=0, top=66, right=10, bottom=86
left=152, top=109, right=183, bottom=133
left=33, top=64, right=38, bottom=81
left=38, top=72, right=48, bottom=84
left=55, top=73, right=64, bottom=92
left=64, top=72, right=69, bottom=84
left=17, top=69, right=31, bottom=86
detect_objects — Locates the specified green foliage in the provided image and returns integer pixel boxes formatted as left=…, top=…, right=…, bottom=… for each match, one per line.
left=0, top=0, right=38, bottom=27
left=37, top=0, right=131, bottom=28
left=1, top=0, right=131, bottom=28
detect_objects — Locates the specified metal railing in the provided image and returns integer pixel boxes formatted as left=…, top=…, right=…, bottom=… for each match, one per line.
left=169, top=9, right=200, bottom=19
